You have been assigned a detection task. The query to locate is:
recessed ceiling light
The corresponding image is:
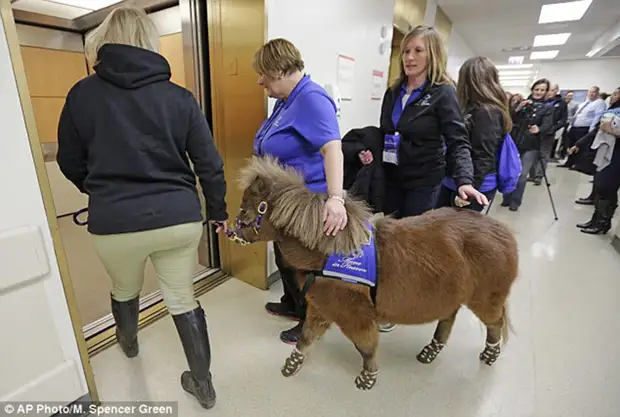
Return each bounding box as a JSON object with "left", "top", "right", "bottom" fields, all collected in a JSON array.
[
  {"left": 533, "top": 33, "right": 572, "bottom": 47},
  {"left": 508, "top": 56, "right": 525, "bottom": 64},
  {"left": 530, "top": 50, "right": 560, "bottom": 60},
  {"left": 538, "top": 0, "right": 592, "bottom": 24},
  {"left": 495, "top": 64, "right": 534, "bottom": 70}
]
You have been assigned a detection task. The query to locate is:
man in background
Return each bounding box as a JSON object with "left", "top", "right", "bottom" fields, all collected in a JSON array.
[
  {"left": 557, "top": 91, "right": 579, "bottom": 159},
  {"left": 559, "top": 86, "right": 606, "bottom": 168}
]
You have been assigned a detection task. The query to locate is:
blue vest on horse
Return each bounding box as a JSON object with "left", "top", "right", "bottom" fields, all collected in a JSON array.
[{"left": 322, "top": 223, "right": 378, "bottom": 288}]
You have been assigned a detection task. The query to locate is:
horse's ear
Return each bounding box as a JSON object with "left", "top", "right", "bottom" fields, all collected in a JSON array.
[{"left": 252, "top": 175, "right": 268, "bottom": 195}]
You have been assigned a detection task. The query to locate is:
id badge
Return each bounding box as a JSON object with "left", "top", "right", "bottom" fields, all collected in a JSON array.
[{"left": 382, "top": 133, "right": 400, "bottom": 165}]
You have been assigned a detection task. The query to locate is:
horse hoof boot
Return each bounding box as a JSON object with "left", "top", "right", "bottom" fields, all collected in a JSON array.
[
  {"left": 355, "top": 369, "right": 378, "bottom": 391},
  {"left": 479, "top": 342, "right": 501, "bottom": 366},
  {"left": 416, "top": 338, "right": 445, "bottom": 364},
  {"left": 281, "top": 348, "right": 305, "bottom": 377}
]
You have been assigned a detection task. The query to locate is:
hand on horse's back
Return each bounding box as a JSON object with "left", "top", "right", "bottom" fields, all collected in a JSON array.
[{"left": 323, "top": 197, "right": 348, "bottom": 236}]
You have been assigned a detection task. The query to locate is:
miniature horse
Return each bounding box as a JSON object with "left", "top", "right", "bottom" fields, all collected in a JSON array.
[{"left": 227, "top": 156, "right": 519, "bottom": 390}]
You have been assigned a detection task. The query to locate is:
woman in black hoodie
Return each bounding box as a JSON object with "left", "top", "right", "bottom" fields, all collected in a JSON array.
[
  {"left": 56, "top": 6, "right": 225, "bottom": 409},
  {"left": 501, "top": 79, "right": 554, "bottom": 211}
]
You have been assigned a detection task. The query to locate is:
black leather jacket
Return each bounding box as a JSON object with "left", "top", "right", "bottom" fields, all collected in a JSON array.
[
  {"left": 511, "top": 98, "right": 554, "bottom": 152},
  {"left": 379, "top": 82, "right": 474, "bottom": 189}
]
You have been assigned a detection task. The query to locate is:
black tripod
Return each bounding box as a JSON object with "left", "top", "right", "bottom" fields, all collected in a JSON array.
[{"left": 537, "top": 154, "right": 559, "bottom": 221}]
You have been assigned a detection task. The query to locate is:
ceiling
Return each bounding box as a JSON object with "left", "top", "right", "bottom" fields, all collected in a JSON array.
[
  {"left": 10, "top": 0, "right": 176, "bottom": 32},
  {"left": 438, "top": 0, "right": 620, "bottom": 64},
  {"left": 12, "top": 0, "right": 124, "bottom": 19}
]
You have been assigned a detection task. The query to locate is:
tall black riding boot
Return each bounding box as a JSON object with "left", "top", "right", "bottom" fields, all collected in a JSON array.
[
  {"left": 581, "top": 198, "right": 615, "bottom": 235},
  {"left": 111, "top": 295, "right": 139, "bottom": 358},
  {"left": 577, "top": 196, "right": 599, "bottom": 229},
  {"left": 173, "top": 304, "right": 216, "bottom": 409}
]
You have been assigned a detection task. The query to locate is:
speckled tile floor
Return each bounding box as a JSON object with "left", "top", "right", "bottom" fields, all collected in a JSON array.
[{"left": 90, "top": 165, "right": 620, "bottom": 417}]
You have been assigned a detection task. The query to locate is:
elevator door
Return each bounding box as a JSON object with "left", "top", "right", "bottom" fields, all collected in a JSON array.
[{"left": 12, "top": 1, "right": 218, "bottom": 340}]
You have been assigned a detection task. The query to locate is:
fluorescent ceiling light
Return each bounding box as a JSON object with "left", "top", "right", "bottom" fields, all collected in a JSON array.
[
  {"left": 500, "top": 76, "right": 533, "bottom": 81},
  {"left": 530, "top": 50, "right": 559, "bottom": 60},
  {"left": 498, "top": 70, "right": 535, "bottom": 77},
  {"left": 495, "top": 64, "right": 534, "bottom": 70},
  {"left": 51, "top": 0, "right": 122, "bottom": 10},
  {"left": 508, "top": 56, "right": 524, "bottom": 64},
  {"left": 538, "top": 0, "right": 592, "bottom": 24},
  {"left": 533, "top": 33, "right": 571, "bottom": 47}
]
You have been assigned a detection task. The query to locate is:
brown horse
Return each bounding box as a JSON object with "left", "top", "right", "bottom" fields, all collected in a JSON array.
[{"left": 228, "top": 155, "right": 519, "bottom": 390}]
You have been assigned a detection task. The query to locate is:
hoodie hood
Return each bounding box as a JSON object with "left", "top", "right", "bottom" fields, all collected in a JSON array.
[{"left": 94, "top": 44, "right": 171, "bottom": 89}]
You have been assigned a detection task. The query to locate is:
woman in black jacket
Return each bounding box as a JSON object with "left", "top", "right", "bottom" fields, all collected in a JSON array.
[
  {"left": 56, "top": 6, "right": 225, "bottom": 408},
  {"left": 501, "top": 78, "right": 555, "bottom": 211},
  {"left": 435, "top": 56, "right": 512, "bottom": 212},
  {"left": 358, "top": 26, "right": 487, "bottom": 333},
  {"left": 360, "top": 25, "right": 487, "bottom": 221}
]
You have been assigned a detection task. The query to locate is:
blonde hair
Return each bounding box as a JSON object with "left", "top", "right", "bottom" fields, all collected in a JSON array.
[
  {"left": 392, "top": 25, "right": 452, "bottom": 88},
  {"left": 457, "top": 57, "right": 513, "bottom": 133},
  {"left": 253, "top": 38, "right": 305, "bottom": 78},
  {"left": 85, "top": 6, "right": 160, "bottom": 66}
]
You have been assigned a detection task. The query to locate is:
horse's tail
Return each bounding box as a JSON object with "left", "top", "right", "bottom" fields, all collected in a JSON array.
[{"left": 501, "top": 303, "right": 515, "bottom": 345}]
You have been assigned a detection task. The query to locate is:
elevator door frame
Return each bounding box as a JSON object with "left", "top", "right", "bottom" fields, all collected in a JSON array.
[{"left": 6, "top": 0, "right": 229, "bottom": 352}]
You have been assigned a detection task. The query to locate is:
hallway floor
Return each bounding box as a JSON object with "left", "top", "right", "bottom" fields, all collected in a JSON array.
[{"left": 90, "top": 165, "right": 620, "bottom": 417}]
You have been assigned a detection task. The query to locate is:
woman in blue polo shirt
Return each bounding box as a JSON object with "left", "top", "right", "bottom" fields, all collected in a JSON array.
[{"left": 252, "top": 38, "right": 347, "bottom": 344}]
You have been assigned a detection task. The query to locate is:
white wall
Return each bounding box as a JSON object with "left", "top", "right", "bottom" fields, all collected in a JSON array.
[
  {"left": 267, "top": 0, "right": 394, "bottom": 135},
  {"left": 0, "top": 17, "right": 88, "bottom": 404},
  {"left": 265, "top": 0, "right": 394, "bottom": 275},
  {"left": 537, "top": 58, "right": 620, "bottom": 93},
  {"left": 446, "top": 27, "right": 475, "bottom": 82},
  {"left": 508, "top": 58, "right": 620, "bottom": 97}
]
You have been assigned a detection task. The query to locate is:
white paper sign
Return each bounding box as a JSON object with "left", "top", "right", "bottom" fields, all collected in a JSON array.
[
  {"left": 337, "top": 54, "right": 355, "bottom": 101},
  {"left": 372, "top": 70, "right": 384, "bottom": 101}
]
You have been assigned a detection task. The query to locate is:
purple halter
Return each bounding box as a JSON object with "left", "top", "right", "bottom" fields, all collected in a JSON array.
[{"left": 223, "top": 201, "right": 268, "bottom": 246}]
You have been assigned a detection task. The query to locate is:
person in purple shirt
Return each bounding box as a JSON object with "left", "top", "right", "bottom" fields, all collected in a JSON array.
[{"left": 252, "top": 38, "right": 347, "bottom": 344}]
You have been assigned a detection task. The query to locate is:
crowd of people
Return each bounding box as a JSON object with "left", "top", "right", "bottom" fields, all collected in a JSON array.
[
  {"left": 53, "top": 4, "right": 619, "bottom": 411},
  {"left": 504, "top": 83, "right": 620, "bottom": 232}
]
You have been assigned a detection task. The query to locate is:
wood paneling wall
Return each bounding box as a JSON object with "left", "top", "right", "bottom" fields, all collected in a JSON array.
[
  {"left": 390, "top": 0, "right": 426, "bottom": 86},
  {"left": 434, "top": 6, "right": 452, "bottom": 47},
  {"left": 388, "top": 29, "right": 404, "bottom": 86},
  {"left": 160, "top": 32, "right": 186, "bottom": 87},
  {"left": 393, "top": 0, "right": 426, "bottom": 34},
  {"left": 207, "top": 0, "right": 269, "bottom": 289},
  {"left": 21, "top": 46, "right": 87, "bottom": 144}
]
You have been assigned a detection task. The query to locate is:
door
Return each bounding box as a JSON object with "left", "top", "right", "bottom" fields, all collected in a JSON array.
[{"left": 0, "top": 3, "right": 95, "bottom": 403}]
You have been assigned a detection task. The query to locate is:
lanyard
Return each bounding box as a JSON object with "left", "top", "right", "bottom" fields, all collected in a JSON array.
[
  {"left": 391, "top": 82, "right": 426, "bottom": 127},
  {"left": 254, "top": 100, "right": 285, "bottom": 156}
]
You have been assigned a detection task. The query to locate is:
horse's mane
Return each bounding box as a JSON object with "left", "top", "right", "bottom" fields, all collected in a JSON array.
[{"left": 238, "top": 155, "right": 373, "bottom": 256}]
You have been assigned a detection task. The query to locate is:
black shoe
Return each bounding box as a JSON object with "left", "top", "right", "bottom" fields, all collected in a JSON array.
[
  {"left": 575, "top": 198, "right": 594, "bottom": 205},
  {"left": 533, "top": 178, "right": 542, "bottom": 186},
  {"left": 280, "top": 321, "right": 303, "bottom": 345},
  {"left": 509, "top": 204, "right": 519, "bottom": 212},
  {"left": 173, "top": 304, "right": 216, "bottom": 409},
  {"left": 576, "top": 214, "right": 595, "bottom": 229},
  {"left": 581, "top": 199, "right": 615, "bottom": 235},
  {"left": 265, "top": 302, "right": 300, "bottom": 321},
  {"left": 501, "top": 200, "right": 511, "bottom": 207},
  {"left": 111, "top": 295, "right": 139, "bottom": 358}
]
